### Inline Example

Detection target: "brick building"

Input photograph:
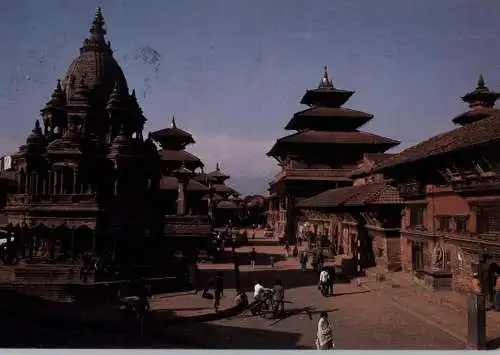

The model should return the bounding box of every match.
[297,153,404,271]
[373,76,500,299]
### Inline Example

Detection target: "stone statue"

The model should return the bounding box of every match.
[431,242,444,270]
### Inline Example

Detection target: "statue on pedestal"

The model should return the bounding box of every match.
[431,241,444,271]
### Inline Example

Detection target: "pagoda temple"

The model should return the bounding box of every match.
[195,163,241,226]
[152,116,209,215]
[266,67,399,243]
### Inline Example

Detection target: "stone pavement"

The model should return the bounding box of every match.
[361,265,500,349]
[152,231,467,349]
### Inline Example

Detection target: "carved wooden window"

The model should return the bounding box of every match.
[409,206,425,229]
[477,207,500,233]
[474,158,493,175]
[437,216,452,232]
[456,216,468,233]
[445,165,461,180]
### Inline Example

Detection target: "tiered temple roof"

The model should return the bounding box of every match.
[374,76,500,172]
[267,66,399,184]
[152,117,207,193]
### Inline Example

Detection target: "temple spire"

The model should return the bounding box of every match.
[216,162,220,171]
[33,120,42,134]
[318,65,334,89]
[477,74,486,90]
[171,116,177,128]
[89,7,106,42]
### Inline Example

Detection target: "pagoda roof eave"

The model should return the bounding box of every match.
[451,107,500,126]
[300,88,355,107]
[151,127,195,144]
[285,106,373,131]
[277,129,399,145]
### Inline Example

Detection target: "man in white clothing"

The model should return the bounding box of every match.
[254,280,272,302]
[319,268,329,292]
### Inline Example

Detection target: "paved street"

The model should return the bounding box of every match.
[156,230,467,349]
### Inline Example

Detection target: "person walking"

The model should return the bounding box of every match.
[495,274,500,312]
[316,312,334,350]
[284,242,290,258]
[300,252,308,272]
[249,248,257,269]
[272,279,285,315]
[207,271,224,313]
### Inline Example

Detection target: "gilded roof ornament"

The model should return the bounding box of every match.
[318,65,334,89]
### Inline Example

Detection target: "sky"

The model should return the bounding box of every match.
[1,0,500,195]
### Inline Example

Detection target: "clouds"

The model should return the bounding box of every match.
[189,132,278,179]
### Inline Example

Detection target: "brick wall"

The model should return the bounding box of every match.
[400,236,412,272]
[386,237,401,270]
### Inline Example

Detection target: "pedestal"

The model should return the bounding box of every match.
[423,269,453,291]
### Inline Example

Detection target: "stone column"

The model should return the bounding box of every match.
[60,169,64,194]
[285,194,296,244]
[53,171,58,195]
[68,229,74,260]
[177,180,188,215]
[73,168,78,194]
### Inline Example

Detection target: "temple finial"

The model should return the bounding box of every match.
[56,79,62,91]
[318,65,334,89]
[131,89,136,98]
[89,7,106,41]
[216,162,220,171]
[171,116,177,128]
[477,74,486,90]
[33,120,41,133]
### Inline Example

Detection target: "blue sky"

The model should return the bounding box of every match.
[1,0,500,194]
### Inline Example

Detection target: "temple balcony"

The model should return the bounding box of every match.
[270,167,353,184]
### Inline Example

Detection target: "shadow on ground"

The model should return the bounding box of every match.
[0,286,304,349]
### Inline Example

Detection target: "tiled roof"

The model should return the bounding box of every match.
[364,153,395,164]
[452,107,500,125]
[193,173,217,184]
[276,130,400,145]
[158,149,202,162]
[297,183,403,209]
[373,114,500,172]
[159,176,209,191]
[151,126,194,141]
[217,200,239,210]
[285,107,373,130]
[212,183,234,193]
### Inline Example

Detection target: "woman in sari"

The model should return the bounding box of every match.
[316,312,334,350]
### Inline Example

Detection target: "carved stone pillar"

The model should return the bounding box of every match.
[173,166,193,216]
[177,180,188,215]
[285,194,297,244]
[70,229,75,260]
[73,168,78,194]
[53,171,58,195]
[60,169,64,194]
[47,171,53,194]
